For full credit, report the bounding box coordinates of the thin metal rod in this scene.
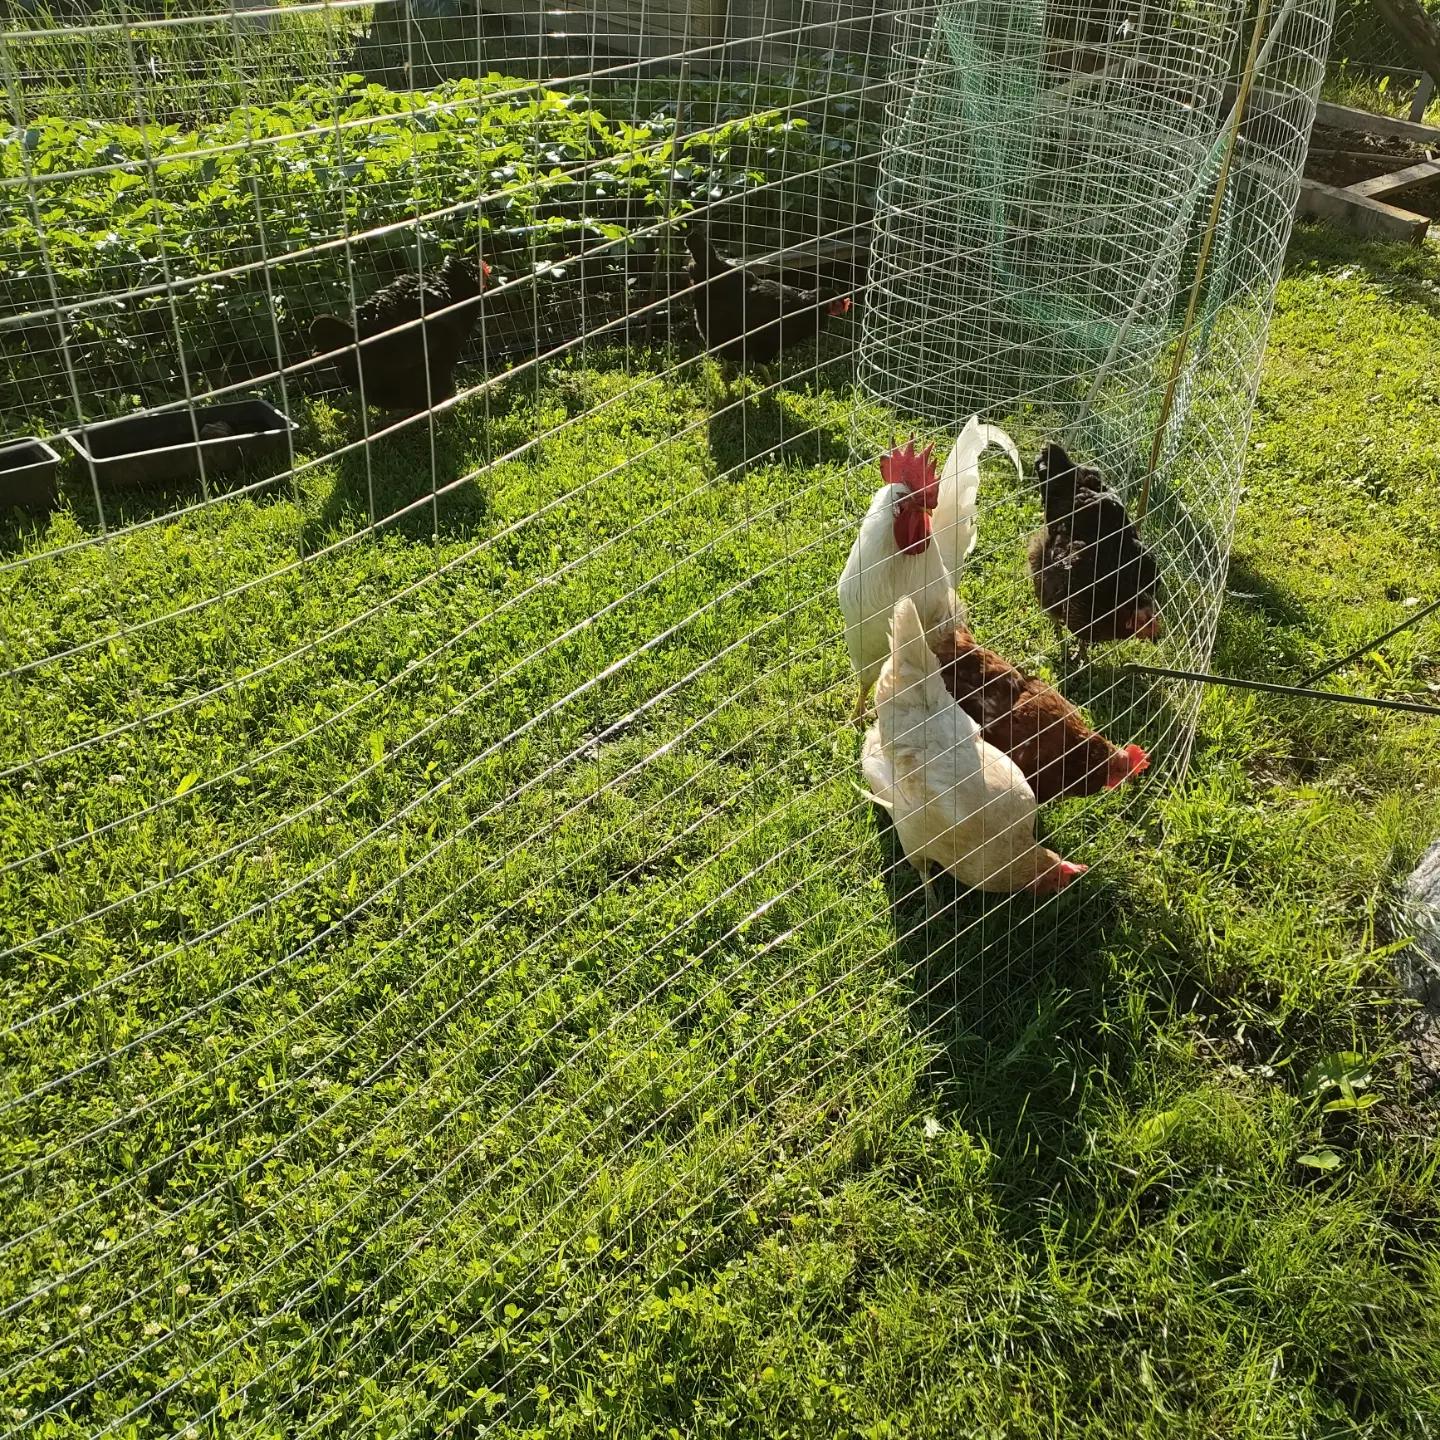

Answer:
[1078,0,1302,421]
[1302,595,1440,685]
[1127,663,1440,717]
[1138,0,1274,522]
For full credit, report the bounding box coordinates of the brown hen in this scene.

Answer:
[932,625,1149,804]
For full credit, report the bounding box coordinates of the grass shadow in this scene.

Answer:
[0,504,68,559]
[1287,224,1440,322]
[705,374,852,479]
[1221,551,1312,634]
[303,409,489,549]
[866,796,1148,1216]
[0,458,296,559]
[1208,552,1319,686]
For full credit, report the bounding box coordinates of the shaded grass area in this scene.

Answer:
[0,227,1437,1436]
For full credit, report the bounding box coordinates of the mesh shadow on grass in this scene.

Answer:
[870,800,1124,1076]
[1287,224,1440,321]
[704,373,852,479]
[1221,551,1312,634]
[864,794,1154,1224]
[0,455,297,558]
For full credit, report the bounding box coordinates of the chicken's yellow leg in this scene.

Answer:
[849,681,870,728]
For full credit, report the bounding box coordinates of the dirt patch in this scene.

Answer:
[1304,124,1440,221]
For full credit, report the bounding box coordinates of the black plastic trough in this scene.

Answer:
[64,399,296,488]
[0,437,62,513]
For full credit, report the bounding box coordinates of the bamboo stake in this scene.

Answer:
[1137,0,1274,522]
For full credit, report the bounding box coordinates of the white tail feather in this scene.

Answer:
[889,594,937,683]
[933,415,1025,584]
[879,595,949,724]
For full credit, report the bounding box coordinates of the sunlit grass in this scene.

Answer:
[0,227,1438,1436]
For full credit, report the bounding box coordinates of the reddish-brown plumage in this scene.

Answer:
[932,626,1149,804]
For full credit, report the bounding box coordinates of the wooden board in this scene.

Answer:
[1308,147,1425,162]
[1314,100,1440,145]
[1298,178,1430,243]
[1348,156,1440,199]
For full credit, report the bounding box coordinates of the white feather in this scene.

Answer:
[932,415,1024,586]
[860,597,1067,895]
[837,482,961,698]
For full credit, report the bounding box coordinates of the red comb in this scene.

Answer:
[1105,742,1150,791]
[481,261,493,278]
[827,296,853,317]
[878,439,939,507]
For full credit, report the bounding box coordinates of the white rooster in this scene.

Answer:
[837,439,958,724]
[860,596,1088,896]
[837,419,1022,724]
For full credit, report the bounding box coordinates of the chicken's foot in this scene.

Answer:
[849,683,870,729]
[918,863,938,904]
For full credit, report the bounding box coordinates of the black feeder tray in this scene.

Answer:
[0,438,62,513]
[64,399,297,489]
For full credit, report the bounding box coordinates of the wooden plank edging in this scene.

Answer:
[1314,99,1440,145]
[1347,156,1440,199]
[1298,177,1430,242]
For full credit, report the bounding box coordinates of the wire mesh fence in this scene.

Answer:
[1322,0,1437,114]
[0,0,1327,1433]
[1329,0,1414,77]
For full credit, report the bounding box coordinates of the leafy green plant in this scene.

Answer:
[0,73,876,430]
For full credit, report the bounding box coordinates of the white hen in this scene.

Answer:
[860,596,1087,896]
[930,414,1024,587]
[837,440,960,724]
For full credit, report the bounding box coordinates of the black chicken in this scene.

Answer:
[1027,442,1162,654]
[685,225,851,368]
[310,253,491,412]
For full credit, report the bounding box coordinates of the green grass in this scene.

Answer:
[1,226,1439,1438]
[1321,65,1440,127]
[1324,0,1440,123]
[0,0,366,125]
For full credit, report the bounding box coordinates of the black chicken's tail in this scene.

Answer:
[683,221,725,279]
[1036,442,1074,485]
[1036,441,1079,526]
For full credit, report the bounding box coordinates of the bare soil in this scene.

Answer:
[1305,123,1440,220]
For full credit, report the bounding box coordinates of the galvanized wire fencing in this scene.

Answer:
[0,0,1326,1434]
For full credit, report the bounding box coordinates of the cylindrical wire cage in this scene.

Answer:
[860,0,1332,766]
[0,0,1332,1433]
